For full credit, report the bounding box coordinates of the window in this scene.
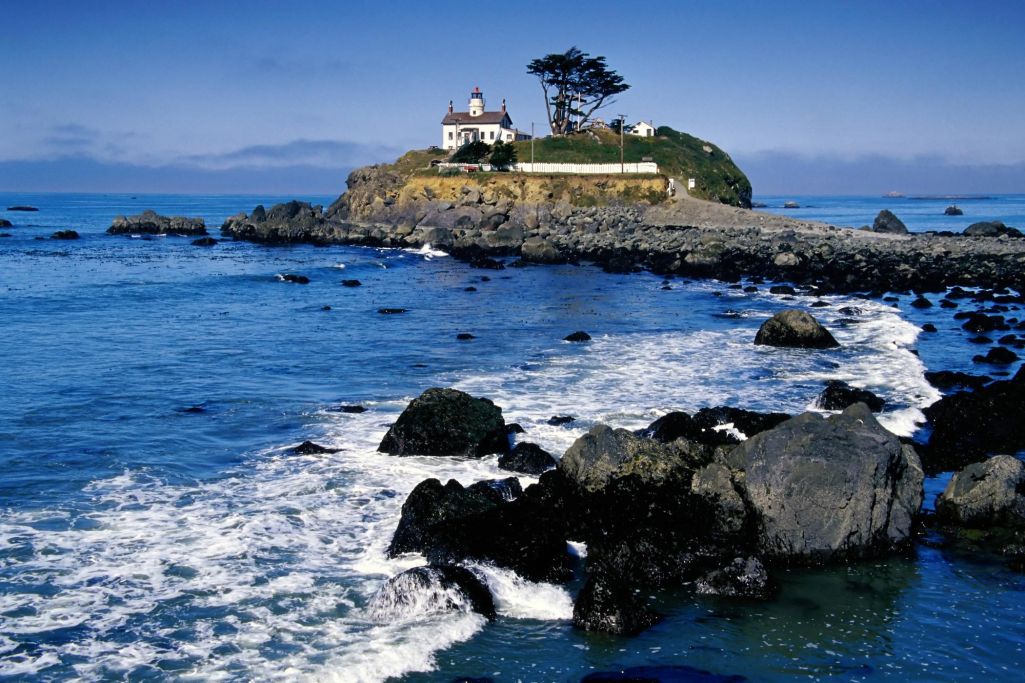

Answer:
[448,131,453,140]
[506,134,512,141]
[490,131,495,140]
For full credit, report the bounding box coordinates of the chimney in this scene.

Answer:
[448,100,453,113]
[501,98,506,113]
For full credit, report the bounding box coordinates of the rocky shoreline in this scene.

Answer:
[219,191,1025,294]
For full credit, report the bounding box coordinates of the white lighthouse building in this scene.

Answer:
[441,87,530,150]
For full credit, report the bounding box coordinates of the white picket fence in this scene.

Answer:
[432,161,659,174]
[514,162,659,174]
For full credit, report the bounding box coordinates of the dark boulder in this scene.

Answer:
[961,312,1008,333]
[498,442,556,475]
[816,380,885,412]
[925,370,991,391]
[108,210,207,236]
[191,237,217,246]
[640,407,790,447]
[291,440,340,455]
[768,284,796,295]
[280,274,309,284]
[456,333,476,340]
[582,665,745,682]
[51,230,79,240]
[973,346,1020,364]
[964,220,1023,238]
[366,564,496,621]
[572,570,661,635]
[922,323,938,333]
[341,279,362,287]
[379,388,509,457]
[335,404,366,413]
[754,309,839,349]
[924,367,1025,470]
[695,556,772,599]
[7,205,38,211]
[910,296,933,308]
[872,210,908,234]
[564,331,592,342]
[388,477,521,556]
[0,219,11,228]
[547,415,575,426]
[944,205,963,216]
[732,404,923,561]
[936,455,1025,528]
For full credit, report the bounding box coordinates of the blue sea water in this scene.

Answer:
[1,192,1024,681]
[756,193,1025,233]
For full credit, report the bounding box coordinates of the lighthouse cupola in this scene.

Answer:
[468,87,485,117]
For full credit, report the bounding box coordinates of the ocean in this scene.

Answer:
[1,192,1023,681]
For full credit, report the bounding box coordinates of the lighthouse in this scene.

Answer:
[468,87,485,117]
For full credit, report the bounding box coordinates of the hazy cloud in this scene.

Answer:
[736,151,1025,196]
[179,139,402,170]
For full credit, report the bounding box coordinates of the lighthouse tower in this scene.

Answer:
[468,87,484,117]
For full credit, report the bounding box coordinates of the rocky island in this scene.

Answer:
[220,136,1025,295]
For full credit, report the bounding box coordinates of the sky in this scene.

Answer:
[2,0,1024,196]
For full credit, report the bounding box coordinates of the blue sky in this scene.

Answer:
[2,0,1024,194]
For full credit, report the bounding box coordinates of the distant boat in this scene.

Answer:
[882,191,905,198]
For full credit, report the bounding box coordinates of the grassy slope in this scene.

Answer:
[511,127,752,208]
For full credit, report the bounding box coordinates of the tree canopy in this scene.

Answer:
[526,47,630,136]
[450,140,490,164]
[488,140,518,170]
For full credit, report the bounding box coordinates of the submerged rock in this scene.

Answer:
[754,309,839,349]
[816,380,885,412]
[564,331,592,342]
[191,237,218,246]
[378,387,508,457]
[582,665,746,682]
[925,370,991,391]
[695,556,772,599]
[498,442,556,475]
[945,205,963,216]
[732,403,923,561]
[366,564,496,621]
[973,346,1020,364]
[7,205,38,211]
[572,570,662,636]
[50,230,79,240]
[0,218,11,228]
[291,440,340,455]
[280,273,309,284]
[108,210,207,236]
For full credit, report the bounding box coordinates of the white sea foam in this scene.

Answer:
[0,285,940,680]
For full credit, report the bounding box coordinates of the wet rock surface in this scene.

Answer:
[754,310,840,349]
[108,210,207,236]
[378,388,508,457]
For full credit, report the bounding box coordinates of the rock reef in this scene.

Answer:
[108,210,207,236]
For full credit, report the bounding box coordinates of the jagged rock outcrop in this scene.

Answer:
[873,209,908,235]
[108,210,206,236]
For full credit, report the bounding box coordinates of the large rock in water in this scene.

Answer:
[378,387,508,457]
[388,477,521,556]
[559,425,710,493]
[935,455,1025,528]
[498,442,556,475]
[572,570,662,636]
[924,366,1025,471]
[108,210,207,236]
[754,310,840,349]
[872,209,908,234]
[639,406,790,446]
[732,403,923,561]
[816,380,885,412]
